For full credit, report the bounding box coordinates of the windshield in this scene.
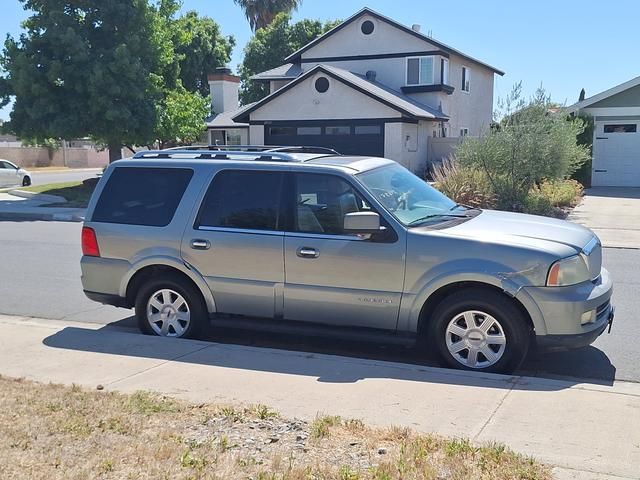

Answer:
[357,164,460,226]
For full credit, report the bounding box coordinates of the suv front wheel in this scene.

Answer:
[134,275,207,339]
[430,289,531,374]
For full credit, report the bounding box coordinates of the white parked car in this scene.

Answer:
[0,159,31,187]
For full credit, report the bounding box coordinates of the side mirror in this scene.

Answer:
[344,211,381,234]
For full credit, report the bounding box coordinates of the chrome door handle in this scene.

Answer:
[190,239,210,250]
[296,247,319,258]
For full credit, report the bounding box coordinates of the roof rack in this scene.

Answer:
[165,145,339,155]
[133,149,303,162]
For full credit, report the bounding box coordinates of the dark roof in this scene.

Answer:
[206,103,254,129]
[251,63,303,81]
[233,64,449,123]
[284,7,504,76]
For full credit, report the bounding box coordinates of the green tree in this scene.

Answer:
[233,0,303,32]
[155,86,209,148]
[455,83,589,210]
[238,13,340,104]
[1,0,168,162]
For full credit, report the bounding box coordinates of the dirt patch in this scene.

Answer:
[0,376,551,479]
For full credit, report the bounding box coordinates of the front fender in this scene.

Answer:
[119,255,216,313]
[398,255,545,332]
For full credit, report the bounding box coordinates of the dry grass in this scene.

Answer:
[0,376,551,480]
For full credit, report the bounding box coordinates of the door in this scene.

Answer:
[283,172,406,330]
[0,161,12,187]
[182,169,286,318]
[265,122,385,157]
[593,121,640,187]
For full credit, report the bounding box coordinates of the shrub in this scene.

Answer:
[538,179,583,208]
[455,83,590,207]
[431,159,497,209]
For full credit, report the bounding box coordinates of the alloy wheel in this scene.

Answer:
[146,288,191,337]
[445,310,507,369]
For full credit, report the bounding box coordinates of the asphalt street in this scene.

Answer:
[0,220,636,384]
[30,169,102,186]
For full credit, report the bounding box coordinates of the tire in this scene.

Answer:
[22,176,31,187]
[134,275,207,339]
[429,288,531,374]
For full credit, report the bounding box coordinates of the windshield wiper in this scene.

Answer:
[449,203,479,211]
[407,213,471,227]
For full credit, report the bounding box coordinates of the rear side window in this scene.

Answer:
[196,170,283,231]
[92,167,193,226]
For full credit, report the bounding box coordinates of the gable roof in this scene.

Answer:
[233,64,449,123]
[567,75,640,112]
[284,7,504,76]
[251,63,302,81]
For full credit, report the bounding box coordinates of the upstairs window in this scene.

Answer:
[441,58,449,85]
[461,66,470,92]
[407,57,434,85]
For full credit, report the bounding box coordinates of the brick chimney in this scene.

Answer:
[208,67,240,114]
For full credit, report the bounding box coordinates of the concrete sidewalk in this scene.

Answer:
[0,192,85,222]
[1,314,638,479]
[569,188,640,249]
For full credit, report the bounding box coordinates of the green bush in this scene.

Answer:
[538,179,583,208]
[455,84,590,208]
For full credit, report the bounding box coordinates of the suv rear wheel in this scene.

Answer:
[430,288,531,374]
[134,275,207,339]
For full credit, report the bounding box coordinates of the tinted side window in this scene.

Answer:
[92,167,193,226]
[197,170,283,231]
[293,173,371,235]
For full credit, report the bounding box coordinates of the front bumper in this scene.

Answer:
[516,267,614,349]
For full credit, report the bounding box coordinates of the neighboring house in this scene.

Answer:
[568,75,640,187]
[208,7,503,173]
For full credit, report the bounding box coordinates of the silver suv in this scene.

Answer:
[81,147,614,373]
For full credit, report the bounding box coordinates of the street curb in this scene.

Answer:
[0,211,85,222]
[7,189,66,203]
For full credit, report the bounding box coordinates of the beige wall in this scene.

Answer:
[0,146,111,168]
[252,71,401,121]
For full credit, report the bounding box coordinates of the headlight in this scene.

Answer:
[546,255,591,286]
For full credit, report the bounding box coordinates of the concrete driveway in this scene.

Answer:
[569,187,640,249]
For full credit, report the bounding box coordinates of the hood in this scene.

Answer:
[442,210,595,256]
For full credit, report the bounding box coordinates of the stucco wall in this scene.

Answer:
[250,71,401,121]
[249,125,265,145]
[301,13,433,59]
[0,147,110,168]
[384,120,434,173]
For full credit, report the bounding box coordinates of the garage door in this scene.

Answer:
[593,121,640,186]
[264,122,385,157]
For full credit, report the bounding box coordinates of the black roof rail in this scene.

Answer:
[132,149,299,162]
[163,145,340,155]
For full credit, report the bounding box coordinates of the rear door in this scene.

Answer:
[181,169,286,318]
[282,171,406,330]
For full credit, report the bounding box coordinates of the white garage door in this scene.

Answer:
[592,120,640,186]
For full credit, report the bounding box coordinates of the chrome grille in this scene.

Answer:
[582,236,602,281]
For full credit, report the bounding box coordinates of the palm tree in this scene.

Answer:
[233,0,302,31]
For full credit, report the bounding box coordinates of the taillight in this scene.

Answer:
[81,226,100,257]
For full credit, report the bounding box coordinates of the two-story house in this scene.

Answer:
[207,7,503,173]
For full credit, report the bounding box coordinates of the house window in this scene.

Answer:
[459,128,469,137]
[297,127,321,135]
[355,125,381,135]
[269,126,296,136]
[314,77,330,93]
[225,129,243,145]
[461,66,470,92]
[604,124,637,133]
[326,126,350,135]
[406,57,434,86]
[441,58,449,85]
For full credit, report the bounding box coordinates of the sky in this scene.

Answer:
[1,0,638,120]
